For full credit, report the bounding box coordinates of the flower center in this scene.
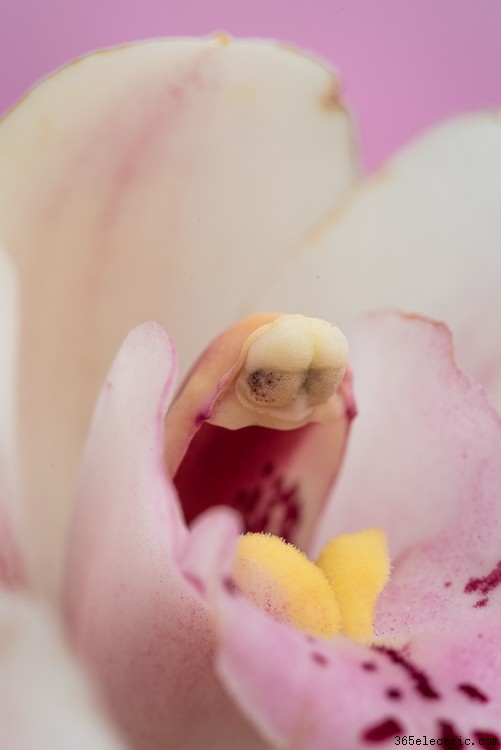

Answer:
[165,313,389,641]
[234,529,390,642]
[165,313,354,548]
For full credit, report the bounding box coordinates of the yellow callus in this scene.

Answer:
[316,529,391,642]
[235,533,341,637]
[234,529,390,642]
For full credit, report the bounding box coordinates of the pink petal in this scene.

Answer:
[0,590,126,750]
[256,112,501,408]
[0,37,357,588]
[0,249,24,587]
[180,313,501,747]
[64,323,270,750]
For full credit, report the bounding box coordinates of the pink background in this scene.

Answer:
[1,0,500,168]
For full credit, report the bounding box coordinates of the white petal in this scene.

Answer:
[0,247,24,586]
[0,591,126,750]
[0,37,357,588]
[0,247,18,503]
[256,111,501,408]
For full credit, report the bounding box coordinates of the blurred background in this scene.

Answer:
[1,0,500,169]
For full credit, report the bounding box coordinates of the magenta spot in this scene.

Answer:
[475,597,489,608]
[464,560,501,607]
[346,401,358,420]
[184,573,205,597]
[362,661,377,672]
[437,719,462,741]
[235,487,261,515]
[222,576,238,596]
[474,730,501,744]
[444,581,452,588]
[362,718,404,743]
[458,682,489,703]
[262,461,274,477]
[169,83,185,103]
[195,408,211,426]
[386,688,402,700]
[311,652,329,667]
[374,646,440,700]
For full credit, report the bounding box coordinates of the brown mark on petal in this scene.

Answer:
[211,31,232,45]
[321,79,343,112]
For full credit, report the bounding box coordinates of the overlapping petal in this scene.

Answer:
[0,37,357,588]
[182,313,501,748]
[256,112,501,408]
[64,322,268,750]
[314,313,501,632]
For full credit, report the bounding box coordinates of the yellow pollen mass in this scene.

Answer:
[316,529,391,643]
[233,529,390,642]
[234,533,341,638]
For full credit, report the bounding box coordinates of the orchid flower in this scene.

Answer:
[0,36,500,750]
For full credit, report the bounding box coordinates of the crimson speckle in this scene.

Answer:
[437,720,462,741]
[195,408,211,425]
[374,646,440,699]
[222,577,238,595]
[474,730,501,743]
[362,661,377,672]
[475,597,488,608]
[458,682,489,703]
[311,652,329,667]
[386,688,402,700]
[464,561,501,608]
[444,581,452,588]
[362,718,403,743]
